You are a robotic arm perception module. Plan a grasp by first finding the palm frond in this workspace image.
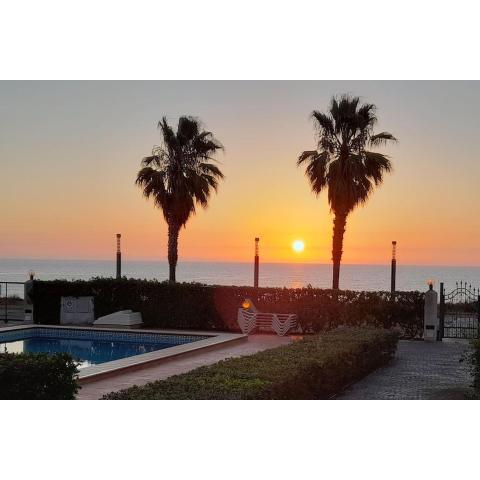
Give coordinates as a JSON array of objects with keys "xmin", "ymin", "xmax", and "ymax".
[
  {"xmin": 363, "ymin": 151, "xmax": 392, "ymax": 185},
  {"xmin": 311, "ymin": 111, "xmax": 335, "ymax": 136},
  {"xmin": 297, "ymin": 150, "xmax": 319, "ymax": 166},
  {"xmin": 198, "ymin": 162, "xmax": 225, "ymax": 179},
  {"xmin": 297, "ymin": 151, "xmax": 329, "ymax": 195},
  {"xmin": 356, "ymin": 103, "xmax": 377, "ymax": 129},
  {"xmin": 177, "ymin": 116, "xmax": 200, "ymax": 144},
  {"xmin": 369, "ymin": 132, "xmax": 397, "ymax": 147},
  {"xmin": 158, "ymin": 117, "xmax": 177, "ymax": 150}
]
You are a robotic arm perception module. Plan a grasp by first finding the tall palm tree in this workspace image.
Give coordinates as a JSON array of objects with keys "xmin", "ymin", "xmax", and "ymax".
[
  {"xmin": 298, "ymin": 95, "xmax": 397, "ymax": 290},
  {"xmin": 136, "ymin": 116, "xmax": 224, "ymax": 282}
]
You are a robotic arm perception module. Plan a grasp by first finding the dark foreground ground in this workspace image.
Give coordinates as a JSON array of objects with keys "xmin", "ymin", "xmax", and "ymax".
[{"xmin": 341, "ymin": 340, "xmax": 473, "ymax": 400}]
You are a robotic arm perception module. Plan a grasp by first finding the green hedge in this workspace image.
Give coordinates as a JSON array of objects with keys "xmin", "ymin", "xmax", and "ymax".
[
  {"xmin": 0, "ymin": 352, "xmax": 79, "ymax": 400},
  {"xmin": 465, "ymin": 339, "xmax": 480, "ymax": 398},
  {"xmin": 31, "ymin": 279, "xmax": 424, "ymax": 337},
  {"xmin": 103, "ymin": 327, "xmax": 399, "ymax": 400}
]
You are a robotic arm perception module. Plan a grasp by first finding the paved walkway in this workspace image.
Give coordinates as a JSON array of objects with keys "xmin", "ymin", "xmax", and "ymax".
[
  {"xmin": 341, "ymin": 340, "xmax": 473, "ymax": 400},
  {"xmin": 77, "ymin": 334, "xmax": 292, "ymax": 400}
]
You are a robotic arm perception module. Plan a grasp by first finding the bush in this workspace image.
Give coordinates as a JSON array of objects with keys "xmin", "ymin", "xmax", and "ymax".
[
  {"xmin": 103, "ymin": 327, "xmax": 399, "ymax": 400},
  {"xmin": 0, "ymin": 352, "xmax": 79, "ymax": 400},
  {"xmin": 31, "ymin": 279, "xmax": 424, "ymax": 337},
  {"xmin": 31, "ymin": 278, "xmax": 226, "ymax": 330},
  {"xmin": 465, "ymin": 339, "xmax": 480, "ymax": 398}
]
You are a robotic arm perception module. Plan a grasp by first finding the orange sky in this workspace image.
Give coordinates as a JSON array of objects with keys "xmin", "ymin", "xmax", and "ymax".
[{"xmin": 0, "ymin": 81, "xmax": 479, "ymax": 265}]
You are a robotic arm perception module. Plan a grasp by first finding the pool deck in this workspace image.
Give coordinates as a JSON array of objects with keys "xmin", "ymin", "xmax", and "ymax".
[
  {"xmin": 0, "ymin": 320, "xmax": 24, "ymax": 328},
  {"xmin": 77, "ymin": 334, "xmax": 292, "ymax": 400}
]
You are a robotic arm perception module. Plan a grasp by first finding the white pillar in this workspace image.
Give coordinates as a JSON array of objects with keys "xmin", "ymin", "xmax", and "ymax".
[{"xmin": 423, "ymin": 285, "xmax": 439, "ymax": 341}]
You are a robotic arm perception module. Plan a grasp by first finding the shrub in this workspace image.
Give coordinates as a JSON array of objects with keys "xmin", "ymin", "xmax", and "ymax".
[
  {"xmin": 0, "ymin": 352, "xmax": 79, "ymax": 400},
  {"xmin": 103, "ymin": 327, "xmax": 399, "ymax": 400},
  {"xmin": 31, "ymin": 279, "xmax": 424, "ymax": 338},
  {"xmin": 465, "ymin": 339, "xmax": 480, "ymax": 398}
]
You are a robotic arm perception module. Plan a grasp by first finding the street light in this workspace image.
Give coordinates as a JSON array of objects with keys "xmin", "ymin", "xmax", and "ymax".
[
  {"xmin": 116, "ymin": 234, "xmax": 121, "ymax": 279},
  {"xmin": 254, "ymin": 237, "xmax": 259, "ymax": 288},
  {"xmin": 391, "ymin": 241, "xmax": 397, "ymax": 293}
]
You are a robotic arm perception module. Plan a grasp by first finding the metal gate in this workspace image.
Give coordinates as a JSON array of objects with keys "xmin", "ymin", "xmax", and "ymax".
[
  {"xmin": 439, "ymin": 281, "xmax": 480, "ymax": 339},
  {"xmin": 0, "ymin": 281, "xmax": 26, "ymax": 323}
]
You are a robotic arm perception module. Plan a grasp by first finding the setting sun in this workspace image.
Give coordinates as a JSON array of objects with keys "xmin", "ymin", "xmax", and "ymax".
[{"xmin": 292, "ymin": 240, "xmax": 305, "ymax": 253}]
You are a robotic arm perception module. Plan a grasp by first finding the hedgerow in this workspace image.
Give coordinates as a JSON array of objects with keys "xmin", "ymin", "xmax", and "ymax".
[
  {"xmin": 30, "ymin": 279, "xmax": 424, "ymax": 338},
  {"xmin": 464, "ymin": 339, "xmax": 480, "ymax": 398}
]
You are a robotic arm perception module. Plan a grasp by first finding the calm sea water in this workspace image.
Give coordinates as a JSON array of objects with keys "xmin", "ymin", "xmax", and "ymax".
[{"xmin": 1, "ymin": 258, "xmax": 480, "ymax": 292}]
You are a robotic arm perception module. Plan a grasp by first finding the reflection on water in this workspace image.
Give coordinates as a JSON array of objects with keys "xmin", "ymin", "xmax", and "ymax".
[{"xmin": 0, "ymin": 337, "xmax": 171, "ymax": 369}]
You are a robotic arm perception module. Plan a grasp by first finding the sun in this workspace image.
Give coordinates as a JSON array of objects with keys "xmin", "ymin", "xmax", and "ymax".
[{"xmin": 292, "ymin": 240, "xmax": 305, "ymax": 253}]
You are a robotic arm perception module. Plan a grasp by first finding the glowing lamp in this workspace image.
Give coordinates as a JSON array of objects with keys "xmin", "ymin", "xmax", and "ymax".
[
  {"xmin": 242, "ymin": 300, "xmax": 251, "ymax": 309},
  {"xmin": 427, "ymin": 279, "xmax": 434, "ymax": 290},
  {"xmin": 28, "ymin": 270, "xmax": 35, "ymax": 280}
]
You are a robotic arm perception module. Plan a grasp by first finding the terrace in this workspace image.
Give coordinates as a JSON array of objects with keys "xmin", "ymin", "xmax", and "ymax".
[{"xmin": 0, "ymin": 278, "xmax": 476, "ymax": 400}]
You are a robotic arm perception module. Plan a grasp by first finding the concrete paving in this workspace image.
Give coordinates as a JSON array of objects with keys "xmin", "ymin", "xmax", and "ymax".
[{"xmin": 340, "ymin": 340, "xmax": 474, "ymax": 400}]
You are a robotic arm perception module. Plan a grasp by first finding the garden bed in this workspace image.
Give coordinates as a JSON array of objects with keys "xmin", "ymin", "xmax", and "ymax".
[{"xmin": 103, "ymin": 327, "xmax": 399, "ymax": 400}]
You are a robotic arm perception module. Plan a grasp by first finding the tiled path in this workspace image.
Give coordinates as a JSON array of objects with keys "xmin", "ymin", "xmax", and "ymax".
[
  {"xmin": 77, "ymin": 334, "xmax": 292, "ymax": 400},
  {"xmin": 341, "ymin": 340, "xmax": 473, "ymax": 400}
]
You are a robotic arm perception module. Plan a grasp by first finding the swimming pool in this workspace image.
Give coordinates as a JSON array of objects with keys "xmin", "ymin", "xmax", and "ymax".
[{"xmin": 0, "ymin": 327, "xmax": 208, "ymax": 369}]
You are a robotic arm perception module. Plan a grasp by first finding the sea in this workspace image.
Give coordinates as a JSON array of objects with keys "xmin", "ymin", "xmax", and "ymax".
[{"xmin": 1, "ymin": 258, "xmax": 480, "ymax": 292}]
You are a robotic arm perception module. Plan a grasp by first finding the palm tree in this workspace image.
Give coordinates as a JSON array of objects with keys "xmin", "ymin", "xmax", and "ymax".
[
  {"xmin": 136, "ymin": 116, "xmax": 224, "ymax": 282},
  {"xmin": 298, "ymin": 95, "xmax": 397, "ymax": 290}
]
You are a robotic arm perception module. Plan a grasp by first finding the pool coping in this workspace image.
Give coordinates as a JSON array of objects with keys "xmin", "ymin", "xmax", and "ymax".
[{"xmin": 0, "ymin": 324, "xmax": 247, "ymax": 384}]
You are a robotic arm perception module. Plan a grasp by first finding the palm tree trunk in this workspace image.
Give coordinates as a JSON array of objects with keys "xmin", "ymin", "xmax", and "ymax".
[
  {"xmin": 167, "ymin": 218, "xmax": 180, "ymax": 283},
  {"xmin": 332, "ymin": 211, "xmax": 348, "ymax": 290}
]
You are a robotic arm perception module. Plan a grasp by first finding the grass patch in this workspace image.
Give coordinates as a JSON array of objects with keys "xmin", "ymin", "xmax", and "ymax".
[{"xmin": 103, "ymin": 327, "xmax": 399, "ymax": 400}]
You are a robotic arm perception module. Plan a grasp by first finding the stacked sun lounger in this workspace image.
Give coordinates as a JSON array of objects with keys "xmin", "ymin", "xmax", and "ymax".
[{"xmin": 237, "ymin": 299, "xmax": 298, "ymax": 336}]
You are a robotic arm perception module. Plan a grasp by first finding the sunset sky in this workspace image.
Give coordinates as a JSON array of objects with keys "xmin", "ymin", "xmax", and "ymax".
[{"xmin": 1, "ymin": 81, "xmax": 479, "ymax": 265}]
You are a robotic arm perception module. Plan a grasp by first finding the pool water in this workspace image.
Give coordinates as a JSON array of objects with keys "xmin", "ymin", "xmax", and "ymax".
[{"xmin": 0, "ymin": 328, "xmax": 206, "ymax": 369}]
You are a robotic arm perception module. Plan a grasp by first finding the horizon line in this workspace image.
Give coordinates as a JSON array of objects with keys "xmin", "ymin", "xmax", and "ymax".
[{"xmin": 1, "ymin": 257, "xmax": 480, "ymax": 269}]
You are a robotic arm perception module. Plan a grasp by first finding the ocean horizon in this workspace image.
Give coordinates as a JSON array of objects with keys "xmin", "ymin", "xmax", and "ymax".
[{"xmin": 1, "ymin": 258, "xmax": 479, "ymax": 292}]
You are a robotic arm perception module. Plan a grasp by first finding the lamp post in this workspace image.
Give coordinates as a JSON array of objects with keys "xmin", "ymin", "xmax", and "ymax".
[
  {"xmin": 116, "ymin": 234, "xmax": 122, "ymax": 280},
  {"xmin": 254, "ymin": 237, "xmax": 259, "ymax": 288},
  {"xmin": 391, "ymin": 241, "xmax": 397, "ymax": 293}
]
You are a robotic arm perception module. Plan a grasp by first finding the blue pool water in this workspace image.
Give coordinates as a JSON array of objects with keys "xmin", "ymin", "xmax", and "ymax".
[{"xmin": 0, "ymin": 328, "xmax": 207, "ymax": 369}]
